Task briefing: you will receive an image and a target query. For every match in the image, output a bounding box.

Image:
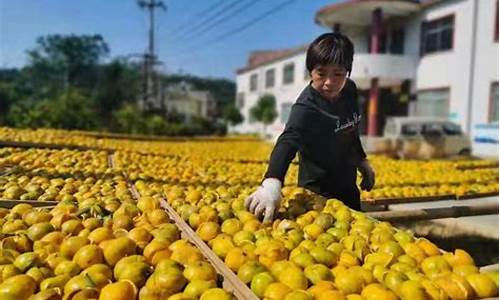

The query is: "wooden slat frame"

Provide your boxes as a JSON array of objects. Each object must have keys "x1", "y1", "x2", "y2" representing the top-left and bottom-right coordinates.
[
  {"x1": 366, "y1": 203, "x2": 499, "y2": 222},
  {"x1": 0, "y1": 199, "x2": 58, "y2": 208},
  {"x1": 363, "y1": 191, "x2": 499, "y2": 207}
]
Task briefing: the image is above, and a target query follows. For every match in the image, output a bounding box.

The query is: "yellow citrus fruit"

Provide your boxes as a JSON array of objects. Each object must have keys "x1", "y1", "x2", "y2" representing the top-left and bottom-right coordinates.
[
  {"x1": 415, "y1": 239, "x2": 440, "y2": 257},
  {"x1": 196, "y1": 222, "x2": 220, "y2": 242},
  {"x1": 361, "y1": 283, "x2": 398, "y2": 300},
  {"x1": 99, "y1": 280, "x2": 138, "y2": 300},
  {"x1": 199, "y1": 288, "x2": 232, "y2": 300},
  {"x1": 307, "y1": 280, "x2": 336, "y2": 298},
  {"x1": 466, "y1": 273, "x2": 499, "y2": 298},
  {"x1": 317, "y1": 290, "x2": 346, "y2": 300},
  {"x1": 264, "y1": 282, "x2": 292, "y2": 300},
  {"x1": 334, "y1": 269, "x2": 363, "y2": 295}
]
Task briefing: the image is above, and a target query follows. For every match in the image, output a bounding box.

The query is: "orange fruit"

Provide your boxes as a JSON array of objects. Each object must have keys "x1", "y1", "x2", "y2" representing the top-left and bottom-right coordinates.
[
  {"x1": 99, "y1": 280, "x2": 137, "y2": 300},
  {"x1": 264, "y1": 282, "x2": 292, "y2": 300},
  {"x1": 466, "y1": 273, "x2": 499, "y2": 298},
  {"x1": 196, "y1": 222, "x2": 220, "y2": 242},
  {"x1": 415, "y1": 239, "x2": 440, "y2": 257}
]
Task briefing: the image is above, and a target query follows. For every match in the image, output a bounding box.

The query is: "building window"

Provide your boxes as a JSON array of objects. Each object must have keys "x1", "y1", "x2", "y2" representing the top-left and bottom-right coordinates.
[
  {"x1": 280, "y1": 102, "x2": 293, "y2": 123},
  {"x1": 249, "y1": 74, "x2": 258, "y2": 92},
  {"x1": 283, "y1": 63, "x2": 295, "y2": 85},
  {"x1": 420, "y1": 15, "x2": 454, "y2": 56},
  {"x1": 390, "y1": 28, "x2": 405, "y2": 54},
  {"x1": 236, "y1": 92, "x2": 245, "y2": 109},
  {"x1": 265, "y1": 69, "x2": 275, "y2": 88},
  {"x1": 416, "y1": 88, "x2": 450, "y2": 118},
  {"x1": 495, "y1": 1, "x2": 499, "y2": 42},
  {"x1": 489, "y1": 82, "x2": 499, "y2": 123}
]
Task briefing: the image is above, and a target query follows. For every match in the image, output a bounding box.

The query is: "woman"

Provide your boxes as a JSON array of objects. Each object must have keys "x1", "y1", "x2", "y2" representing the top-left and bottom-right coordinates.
[{"x1": 245, "y1": 32, "x2": 375, "y2": 222}]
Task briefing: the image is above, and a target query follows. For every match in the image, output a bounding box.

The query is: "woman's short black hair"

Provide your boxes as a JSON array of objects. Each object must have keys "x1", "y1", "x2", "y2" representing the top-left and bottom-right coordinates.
[{"x1": 306, "y1": 32, "x2": 354, "y2": 76}]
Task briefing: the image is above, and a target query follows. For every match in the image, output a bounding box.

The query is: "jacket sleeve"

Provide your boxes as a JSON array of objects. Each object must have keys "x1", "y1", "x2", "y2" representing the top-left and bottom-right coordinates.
[
  {"x1": 350, "y1": 80, "x2": 367, "y2": 164},
  {"x1": 264, "y1": 104, "x2": 308, "y2": 184}
]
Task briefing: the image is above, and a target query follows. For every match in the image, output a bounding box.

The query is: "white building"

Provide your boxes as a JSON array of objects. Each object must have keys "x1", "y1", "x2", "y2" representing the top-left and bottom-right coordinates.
[
  {"x1": 164, "y1": 81, "x2": 216, "y2": 121},
  {"x1": 232, "y1": 0, "x2": 498, "y2": 157}
]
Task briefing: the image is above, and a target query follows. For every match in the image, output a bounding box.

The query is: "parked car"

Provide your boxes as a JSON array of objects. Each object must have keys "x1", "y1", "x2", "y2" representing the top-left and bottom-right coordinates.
[{"x1": 383, "y1": 117, "x2": 472, "y2": 158}]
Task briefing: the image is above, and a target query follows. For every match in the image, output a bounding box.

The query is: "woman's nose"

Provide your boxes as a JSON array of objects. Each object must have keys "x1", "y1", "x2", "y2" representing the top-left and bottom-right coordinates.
[{"x1": 324, "y1": 76, "x2": 334, "y2": 86}]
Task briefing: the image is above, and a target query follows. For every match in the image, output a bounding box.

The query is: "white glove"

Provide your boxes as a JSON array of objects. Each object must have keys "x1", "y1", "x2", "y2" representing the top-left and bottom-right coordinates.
[
  {"x1": 244, "y1": 178, "x2": 282, "y2": 222},
  {"x1": 357, "y1": 159, "x2": 375, "y2": 191}
]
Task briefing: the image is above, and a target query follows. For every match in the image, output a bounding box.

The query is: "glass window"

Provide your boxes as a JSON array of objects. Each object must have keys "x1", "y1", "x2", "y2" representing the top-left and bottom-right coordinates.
[
  {"x1": 236, "y1": 92, "x2": 245, "y2": 108},
  {"x1": 416, "y1": 89, "x2": 450, "y2": 118},
  {"x1": 421, "y1": 15, "x2": 454, "y2": 55},
  {"x1": 390, "y1": 28, "x2": 405, "y2": 54},
  {"x1": 489, "y1": 82, "x2": 499, "y2": 123},
  {"x1": 402, "y1": 124, "x2": 420, "y2": 136},
  {"x1": 283, "y1": 63, "x2": 294, "y2": 84},
  {"x1": 280, "y1": 102, "x2": 293, "y2": 123},
  {"x1": 443, "y1": 122, "x2": 462, "y2": 135},
  {"x1": 265, "y1": 69, "x2": 275, "y2": 88},
  {"x1": 422, "y1": 123, "x2": 443, "y2": 136},
  {"x1": 249, "y1": 74, "x2": 258, "y2": 92}
]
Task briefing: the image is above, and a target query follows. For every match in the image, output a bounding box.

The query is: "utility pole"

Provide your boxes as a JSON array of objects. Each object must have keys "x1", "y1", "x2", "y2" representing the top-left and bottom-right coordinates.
[{"x1": 137, "y1": 0, "x2": 166, "y2": 111}]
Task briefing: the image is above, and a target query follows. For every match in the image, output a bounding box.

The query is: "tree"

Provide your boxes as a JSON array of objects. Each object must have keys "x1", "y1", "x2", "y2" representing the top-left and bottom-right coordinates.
[
  {"x1": 6, "y1": 88, "x2": 98, "y2": 130},
  {"x1": 112, "y1": 103, "x2": 145, "y2": 134},
  {"x1": 26, "y1": 34, "x2": 109, "y2": 97},
  {"x1": 223, "y1": 104, "x2": 244, "y2": 126},
  {"x1": 94, "y1": 59, "x2": 141, "y2": 122},
  {"x1": 250, "y1": 94, "x2": 277, "y2": 136},
  {"x1": 51, "y1": 88, "x2": 98, "y2": 130}
]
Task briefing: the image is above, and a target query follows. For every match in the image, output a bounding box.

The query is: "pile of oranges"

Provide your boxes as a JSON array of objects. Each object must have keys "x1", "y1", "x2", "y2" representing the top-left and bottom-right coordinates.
[{"x1": 0, "y1": 127, "x2": 496, "y2": 299}]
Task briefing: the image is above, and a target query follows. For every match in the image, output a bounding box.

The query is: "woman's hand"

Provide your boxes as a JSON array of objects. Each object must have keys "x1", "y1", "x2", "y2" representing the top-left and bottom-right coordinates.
[
  {"x1": 357, "y1": 159, "x2": 375, "y2": 191},
  {"x1": 244, "y1": 178, "x2": 282, "y2": 222}
]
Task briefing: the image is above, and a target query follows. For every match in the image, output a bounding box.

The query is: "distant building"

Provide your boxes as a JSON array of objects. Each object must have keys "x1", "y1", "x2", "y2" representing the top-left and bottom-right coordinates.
[
  {"x1": 164, "y1": 81, "x2": 216, "y2": 121},
  {"x1": 233, "y1": 0, "x2": 498, "y2": 157}
]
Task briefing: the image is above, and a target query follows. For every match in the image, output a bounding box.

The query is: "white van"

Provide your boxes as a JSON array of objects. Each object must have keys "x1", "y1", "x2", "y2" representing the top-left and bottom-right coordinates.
[{"x1": 383, "y1": 117, "x2": 472, "y2": 157}]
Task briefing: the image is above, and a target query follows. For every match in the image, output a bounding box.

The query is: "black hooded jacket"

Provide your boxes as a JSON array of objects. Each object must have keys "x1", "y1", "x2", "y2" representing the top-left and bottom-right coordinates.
[{"x1": 264, "y1": 79, "x2": 366, "y2": 210}]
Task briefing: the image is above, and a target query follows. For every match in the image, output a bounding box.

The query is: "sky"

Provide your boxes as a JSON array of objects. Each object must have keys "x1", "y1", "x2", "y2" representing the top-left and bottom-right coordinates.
[{"x1": 0, "y1": 0, "x2": 339, "y2": 80}]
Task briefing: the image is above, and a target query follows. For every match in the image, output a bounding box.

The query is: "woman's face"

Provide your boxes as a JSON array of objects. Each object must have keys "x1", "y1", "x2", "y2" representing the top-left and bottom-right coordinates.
[{"x1": 310, "y1": 65, "x2": 348, "y2": 100}]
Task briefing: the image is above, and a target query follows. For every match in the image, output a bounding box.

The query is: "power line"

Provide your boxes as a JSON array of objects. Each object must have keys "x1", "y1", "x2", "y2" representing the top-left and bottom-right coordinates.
[
  {"x1": 169, "y1": 0, "x2": 226, "y2": 36},
  {"x1": 194, "y1": 0, "x2": 226, "y2": 18},
  {"x1": 178, "y1": 0, "x2": 264, "y2": 42},
  {"x1": 170, "y1": 0, "x2": 241, "y2": 39},
  {"x1": 171, "y1": 0, "x2": 297, "y2": 57}
]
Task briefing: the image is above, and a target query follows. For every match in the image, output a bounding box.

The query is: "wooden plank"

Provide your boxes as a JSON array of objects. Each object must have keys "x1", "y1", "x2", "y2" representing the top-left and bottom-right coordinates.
[
  {"x1": 362, "y1": 194, "x2": 455, "y2": 205},
  {"x1": 0, "y1": 199, "x2": 58, "y2": 208},
  {"x1": 108, "y1": 152, "x2": 115, "y2": 168},
  {"x1": 121, "y1": 171, "x2": 140, "y2": 200},
  {"x1": 160, "y1": 199, "x2": 258, "y2": 300},
  {"x1": 455, "y1": 164, "x2": 499, "y2": 170},
  {"x1": 366, "y1": 203, "x2": 499, "y2": 222},
  {"x1": 0, "y1": 167, "x2": 15, "y2": 177},
  {"x1": 80, "y1": 131, "x2": 259, "y2": 143},
  {"x1": 456, "y1": 192, "x2": 498, "y2": 200},
  {"x1": 0, "y1": 140, "x2": 94, "y2": 151},
  {"x1": 363, "y1": 191, "x2": 499, "y2": 205}
]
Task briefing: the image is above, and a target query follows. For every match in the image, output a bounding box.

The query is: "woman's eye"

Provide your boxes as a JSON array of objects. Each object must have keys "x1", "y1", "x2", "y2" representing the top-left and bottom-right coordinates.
[{"x1": 317, "y1": 73, "x2": 325, "y2": 77}]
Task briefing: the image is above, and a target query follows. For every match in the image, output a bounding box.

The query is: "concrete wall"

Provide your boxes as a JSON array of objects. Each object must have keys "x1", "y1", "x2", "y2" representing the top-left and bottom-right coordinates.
[{"x1": 470, "y1": 0, "x2": 499, "y2": 156}]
